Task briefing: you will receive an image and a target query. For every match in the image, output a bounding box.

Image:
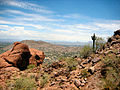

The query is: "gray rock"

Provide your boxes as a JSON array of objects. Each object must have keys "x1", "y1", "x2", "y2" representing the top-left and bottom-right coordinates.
[
  {"x1": 74, "y1": 79, "x2": 81, "y2": 88},
  {"x1": 92, "y1": 57, "x2": 101, "y2": 65},
  {"x1": 104, "y1": 50, "x2": 113, "y2": 55},
  {"x1": 80, "y1": 83, "x2": 85, "y2": 87},
  {"x1": 84, "y1": 78, "x2": 87, "y2": 81},
  {"x1": 50, "y1": 82, "x2": 55, "y2": 86},
  {"x1": 82, "y1": 59, "x2": 91, "y2": 65},
  {"x1": 82, "y1": 79, "x2": 86, "y2": 84}
]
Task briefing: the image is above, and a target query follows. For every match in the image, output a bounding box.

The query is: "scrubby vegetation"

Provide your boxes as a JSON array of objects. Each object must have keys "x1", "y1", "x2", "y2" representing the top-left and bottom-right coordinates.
[
  {"x1": 81, "y1": 69, "x2": 90, "y2": 78},
  {"x1": 80, "y1": 45, "x2": 92, "y2": 58},
  {"x1": 64, "y1": 57, "x2": 78, "y2": 71},
  {"x1": 27, "y1": 64, "x2": 36, "y2": 69},
  {"x1": 7, "y1": 77, "x2": 37, "y2": 90},
  {"x1": 100, "y1": 54, "x2": 120, "y2": 90},
  {"x1": 38, "y1": 73, "x2": 49, "y2": 88},
  {"x1": 0, "y1": 42, "x2": 11, "y2": 54},
  {"x1": 0, "y1": 49, "x2": 6, "y2": 54},
  {"x1": 95, "y1": 37, "x2": 106, "y2": 51},
  {"x1": 1, "y1": 30, "x2": 120, "y2": 90}
]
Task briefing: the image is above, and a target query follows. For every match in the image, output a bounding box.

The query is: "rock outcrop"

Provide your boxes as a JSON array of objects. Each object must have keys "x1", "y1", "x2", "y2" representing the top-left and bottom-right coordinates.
[
  {"x1": 0, "y1": 42, "x2": 45, "y2": 70},
  {"x1": 0, "y1": 42, "x2": 45, "y2": 87},
  {"x1": 29, "y1": 48, "x2": 45, "y2": 66},
  {"x1": 0, "y1": 42, "x2": 31, "y2": 70}
]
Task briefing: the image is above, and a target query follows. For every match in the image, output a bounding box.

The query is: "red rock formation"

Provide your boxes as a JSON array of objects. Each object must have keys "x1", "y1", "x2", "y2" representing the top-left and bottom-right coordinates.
[
  {"x1": 0, "y1": 42, "x2": 31, "y2": 70},
  {"x1": 0, "y1": 42, "x2": 45, "y2": 70},
  {"x1": 29, "y1": 48, "x2": 45, "y2": 66},
  {"x1": 0, "y1": 42, "x2": 45, "y2": 87}
]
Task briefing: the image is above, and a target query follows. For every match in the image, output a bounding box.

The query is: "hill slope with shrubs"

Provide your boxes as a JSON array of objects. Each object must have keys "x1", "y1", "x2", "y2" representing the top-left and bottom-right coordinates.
[{"x1": 0, "y1": 29, "x2": 120, "y2": 90}]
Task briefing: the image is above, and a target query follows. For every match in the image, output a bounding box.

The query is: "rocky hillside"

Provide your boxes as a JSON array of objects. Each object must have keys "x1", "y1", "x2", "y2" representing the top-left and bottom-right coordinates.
[
  {"x1": 2, "y1": 40, "x2": 82, "y2": 62},
  {"x1": 0, "y1": 29, "x2": 120, "y2": 90},
  {"x1": 2, "y1": 40, "x2": 82, "y2": 52}
]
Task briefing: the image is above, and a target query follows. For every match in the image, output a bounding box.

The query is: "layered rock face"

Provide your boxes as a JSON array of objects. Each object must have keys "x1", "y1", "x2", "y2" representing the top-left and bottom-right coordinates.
[{"x1": 0, "y1": 42, "x2": 45, "y2": 70}]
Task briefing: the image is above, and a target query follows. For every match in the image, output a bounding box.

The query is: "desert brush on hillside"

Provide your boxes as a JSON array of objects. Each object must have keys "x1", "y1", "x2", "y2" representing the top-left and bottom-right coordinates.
[{"x1": 0, "y1": 29, "x2": 120, "y2": 90}]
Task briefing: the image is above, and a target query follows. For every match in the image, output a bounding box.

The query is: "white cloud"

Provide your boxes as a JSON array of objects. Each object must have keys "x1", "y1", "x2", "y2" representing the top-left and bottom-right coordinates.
[
  {"x1": 0, "y1": 23, "x2": 117, "y2": 42},
  {"x1": 0, "y1": 25, "x2": 91, "y2": 41},
  {"x1": 0, "y1": 4, "x2": 120, "y2": 42},
  {"x1": 63, "y1": 14, "x2": 80, "y2": 18},
  {"x1": 0, "y1": 26, "x2": 40, "y2": 39},
  {"x1": 53, "y1": 20, "x2": 120, "y2": 32},
  {"x1": 53, "y1": 23, "x2": 98, "y2": 31},
  {"x1": 94, "y1": 23, "x2": 120, "y2": 31},
  {"x1": 32, "y1": 25, "x2": 44, "y2": 29},
  {"x1": 0, "y1": 0, "x2": 53, "y2": 13},
  {"x1": 0, "y1": 25, "x2": 11, "y2": 30},
  {"x1": 0, "y1": 20, "x2": 45, "y2": 29},
  {"x1": 0, "y1": 18, "x2": 119, "y2": 42},
  {"x1": 55, "y1": 29, "x2": 75, "y2": 34},
  {"x1": 0, "y1": 9, "x2": 64, "y2": 22}
]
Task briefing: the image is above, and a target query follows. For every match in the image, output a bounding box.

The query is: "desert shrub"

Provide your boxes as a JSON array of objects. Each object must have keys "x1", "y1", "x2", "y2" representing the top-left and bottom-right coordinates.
[
  {"x1": 0, "y1": 49, "x2": 6, "y2": 54},
  {"x1": 0, "y1": 85, "x2": 3, "y2": 90},
  {"x1": 100, "y1": 55, "x2": 120, "y2": 90},
  {"x1": 80, "y1": 45, "x2": 92, "y2": 58},
  {"x1": 64, "y1": 57, "x2": 78, "y2": 71},
  {"x1": 9, "y1": 77, "x2": 37, "y2": 90},
  {"x1": 95, "y1": 37, "x2": 106, "y2": 51},
  {"x1": 81, "y1": 69, "x2": 89, "y2": 78},
  {"x1": 71, "y1": 66, "x2": 77, "y2": 71},
  {"x1": 27, "y1": 64, "x2": 36, "y2": 69},
  {"x1": 58, "y1": 57, "x2": 66, "y2": 61},
  {"x1": 39, "y1": 73, "x2": 49, "y2": 88}
]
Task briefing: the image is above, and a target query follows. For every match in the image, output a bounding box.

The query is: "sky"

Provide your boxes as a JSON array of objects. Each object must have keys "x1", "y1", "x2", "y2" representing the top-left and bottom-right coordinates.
[{"x1": 0, "y1": 0, "x2": 120, "y2": 42}]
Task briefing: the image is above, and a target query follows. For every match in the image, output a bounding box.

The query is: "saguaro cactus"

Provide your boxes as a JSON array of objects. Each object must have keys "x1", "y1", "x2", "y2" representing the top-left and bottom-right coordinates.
[{"x1": 91, "y1": 33, "x2": 96, "y2": 52}]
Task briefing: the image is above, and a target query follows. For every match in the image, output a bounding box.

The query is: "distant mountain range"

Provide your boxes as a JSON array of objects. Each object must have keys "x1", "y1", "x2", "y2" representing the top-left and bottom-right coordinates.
[
  {"x1": 2, "y1": 40, "x2": 82, "y2": 52},
  {"x1": 0, "y1": 39, "x2": 92, "y2": 47},
  {"x1": 49, "y1": 41, "x2": 92, "y2": 47}
]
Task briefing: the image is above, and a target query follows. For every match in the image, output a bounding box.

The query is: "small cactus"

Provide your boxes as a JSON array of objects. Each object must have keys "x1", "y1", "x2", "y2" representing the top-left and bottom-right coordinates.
[{"x1": 91, "y1": 33, "x2": 96, "y2": 52}]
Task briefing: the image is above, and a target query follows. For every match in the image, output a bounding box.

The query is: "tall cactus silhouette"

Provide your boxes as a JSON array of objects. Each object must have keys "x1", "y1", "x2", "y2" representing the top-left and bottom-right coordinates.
[{"x1": 91, "y1": 33, "x2": 96, "y2": 52}]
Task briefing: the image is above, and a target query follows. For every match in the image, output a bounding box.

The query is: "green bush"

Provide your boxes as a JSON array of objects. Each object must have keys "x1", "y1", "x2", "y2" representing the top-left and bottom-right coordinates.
[
  {"x1": 101, "y1": 55, "x2": 120, "y2": 90},
  {"x1": 81, "y1": 69, "x2": 89, "y2": 78},
  {"x1": 27, "y1": 64, "x2": 36, "y2": 69},
  {"x1": 0, "y1": 85, "x2": 3, "y2": 90},
  {"x1": 80, "y1": 45, "x2": 92, "y2": 58},
  {"x1": 64, "y1": 57, "x2": 78, "y2": 71},
  {"x1": 9, "y1": 77, "x2": 37, "y2": 90},
  {"x1": 0, "y1": 49, "x2": 6, "y2": 54},
  {"x1": 39, "y1": 73, "x2": 49, "y2": 88},
  {"x1": 95, "y1": 37, "x2": 106, "y2": 51},
  {"x1": 71, "y1": 66, "x2": 76, "y2": 71}
]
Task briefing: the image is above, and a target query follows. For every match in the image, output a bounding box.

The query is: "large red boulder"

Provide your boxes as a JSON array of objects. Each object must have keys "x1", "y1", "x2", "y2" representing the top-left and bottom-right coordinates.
[
  {"x1": 29, "y1": 48, "x2": 45, "y2": 66},
  {"x1": 0, "y1": 42, "x2": 45, "y2": 70},
  {"x1": 0, "y1": 42, "x2": 45, "y2": 87},
  {"x1": 0, "y1": 42, "x2": 31, "y2": 70},
  {"x1": 0, "y1": 58, "x2": 12, "y2": 68}
]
